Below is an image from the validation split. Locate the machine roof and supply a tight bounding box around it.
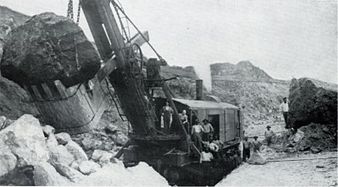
[173,98,239,110]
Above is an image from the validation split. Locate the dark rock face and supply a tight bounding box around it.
[1,12,100,87]
[0,76,39,118]
[289,78,337,129]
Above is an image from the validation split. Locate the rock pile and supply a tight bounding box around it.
[288,78,337,129]
[0,114,167,186]
[275,123,337,153]
[1,12,100,87]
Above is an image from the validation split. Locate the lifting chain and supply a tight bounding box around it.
[67,0,81,24]
[67,0,74,19]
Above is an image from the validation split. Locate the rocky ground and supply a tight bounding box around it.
[217,151,337,186]
[0,114,168,186]
[218,121,337,186]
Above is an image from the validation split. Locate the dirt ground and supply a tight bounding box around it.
[217,151,338,186]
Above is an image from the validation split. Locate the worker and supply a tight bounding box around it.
[202,119,214,142]
[247,136,267,165]
[191,119,203,151]
[200,149,214,162]
[161,101,173,133]
[179,110,189,132]
[264,125,275,146]
[242,137,251,162]
[251,136,261,153]
[280,97,289,128]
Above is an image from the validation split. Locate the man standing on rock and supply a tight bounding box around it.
[280,97,289,128]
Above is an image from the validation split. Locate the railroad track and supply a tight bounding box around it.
[267,155,337,163]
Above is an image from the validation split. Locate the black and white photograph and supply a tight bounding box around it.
[0,0,337,186]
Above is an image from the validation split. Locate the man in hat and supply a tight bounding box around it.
[264,125,275,146]
[280,97,289,128]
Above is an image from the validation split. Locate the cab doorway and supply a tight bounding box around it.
[208,114,220,140]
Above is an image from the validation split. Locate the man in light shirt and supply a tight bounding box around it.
[191,119,204,151]
[280,97,289,128]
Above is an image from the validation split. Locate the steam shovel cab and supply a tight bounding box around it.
[124,97,243,186]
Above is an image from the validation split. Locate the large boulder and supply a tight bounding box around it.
[0,114,49,166]
[288,78,337,129]
[0,12,100,87]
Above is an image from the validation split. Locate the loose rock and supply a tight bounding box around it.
[79,160,101,175]
[55,132,72,145]
[0,114,49,165]
[49,145,75,167]
[91,150,114,166]
[42,125,55,137]
[53,163,84,182]
[65,140,88,163]
[33,162,70,185]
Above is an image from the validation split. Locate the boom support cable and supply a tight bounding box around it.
[110,0,164,61]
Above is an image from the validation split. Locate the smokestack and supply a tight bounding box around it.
[196,79,203,100]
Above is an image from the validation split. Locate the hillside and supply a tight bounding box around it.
[160,65,205,99]
[211,61,273,82]
[210,61,290,131]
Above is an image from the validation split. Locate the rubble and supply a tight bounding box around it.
[0,114,167,186]
[55,132,72,145]
[65,141,88,163]
[49,145,75,166]
[78,160,101,175]
[276,123,336,153]
[0,12,100,87]
[53,163,83,182]
[0,114,49,166]
[91,149,114,166]
[33,162,70,186]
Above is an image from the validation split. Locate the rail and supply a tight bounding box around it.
[267,155,337,163]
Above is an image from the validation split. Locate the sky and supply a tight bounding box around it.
[0,0,337,89]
